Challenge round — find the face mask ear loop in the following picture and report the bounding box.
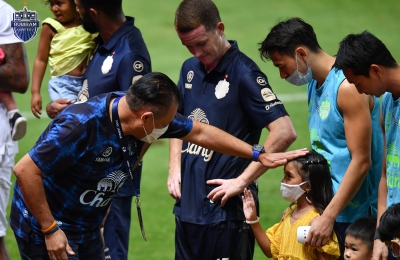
[142,112,155,136]
[294,52,299,71]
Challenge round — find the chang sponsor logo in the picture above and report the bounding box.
[183,108,214,161]
[79,170,128,207]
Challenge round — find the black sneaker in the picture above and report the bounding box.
[9,112,27,141]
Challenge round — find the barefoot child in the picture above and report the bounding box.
[31,0,96,118]
[243,150,340,259]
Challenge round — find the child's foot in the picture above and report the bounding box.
[9,112,27,141]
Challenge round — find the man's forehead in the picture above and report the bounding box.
[269,51,292,63]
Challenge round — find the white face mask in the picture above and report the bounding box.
[285,52,313,86]
[280,181,308,202]
[140,113,169,143]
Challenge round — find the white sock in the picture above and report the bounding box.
[7,109,19,119]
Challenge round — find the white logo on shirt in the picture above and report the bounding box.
[183,109,214,162]
[95,147,113,162]
[215,78,230,99]
[257,76,267,86]
[187,71,194,82]
[102,55,114,74]
[102,147,112,157]
[261,88,276,102]
[79,170,128,207]
[133,61,143,72]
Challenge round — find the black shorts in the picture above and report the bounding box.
[175,216,255,260]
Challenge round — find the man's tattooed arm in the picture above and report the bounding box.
[0,42,29,93]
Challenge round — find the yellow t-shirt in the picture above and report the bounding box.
[266,206,340,260]
[43,18,97,77]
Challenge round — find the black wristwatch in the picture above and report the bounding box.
[252,144,266,162]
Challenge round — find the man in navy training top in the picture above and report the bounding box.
[45,0,151,259]
[168,1,297,259]
[11,72,307,259]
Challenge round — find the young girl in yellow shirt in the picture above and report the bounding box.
[30,0,96,119]
[243,150,340,259]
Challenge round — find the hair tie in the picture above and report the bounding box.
[305,159,327,165]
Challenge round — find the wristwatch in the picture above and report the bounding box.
[252,144,266,162]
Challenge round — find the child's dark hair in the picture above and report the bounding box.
[378,203,400,241]
[44,0,76,6]
[291,150,333,214]
[345,216,376,250]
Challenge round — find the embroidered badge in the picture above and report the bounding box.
[132,75,142,84]
[102,52,114,74]
[261,88,276,102]
[187,71,194,82]
[133,61,143,72]
[215,75,230,99]
[257,76,267,86]
[185,71,194,89]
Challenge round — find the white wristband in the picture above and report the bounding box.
[245,217,260,224]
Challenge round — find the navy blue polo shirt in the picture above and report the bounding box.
[10,93,192,244]
[78,16,151,100]
[77,16,151,197]
[173,41,289,224]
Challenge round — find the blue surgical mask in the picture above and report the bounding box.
[285,53,313,86]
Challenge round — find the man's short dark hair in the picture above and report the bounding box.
[125,72,180,119]
[79,0,123,19]
[345,216,376,250]
[378,203,400,242]
[258,17,322,61]
[334,31,397,77]
[175,0,221,33]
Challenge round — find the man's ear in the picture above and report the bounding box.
[216,22,225,36]
[296,47,308,60]
[370,64,382,78]
[89,8,98,21]
[140,111,153,123]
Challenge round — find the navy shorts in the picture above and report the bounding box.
[15,233,104,260]
[175,216,255,260]
[103,195,133,260]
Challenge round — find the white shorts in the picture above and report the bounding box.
[0,150,14,237]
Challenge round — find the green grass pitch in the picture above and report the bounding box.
[4,0,400,259]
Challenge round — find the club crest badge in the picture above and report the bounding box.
[187,71,194,82]
[185,71,194,89]
[101,53,114,74]
[10,5,40,43]
[215,75,230,99]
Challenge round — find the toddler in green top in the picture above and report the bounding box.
[30,0,96,119]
